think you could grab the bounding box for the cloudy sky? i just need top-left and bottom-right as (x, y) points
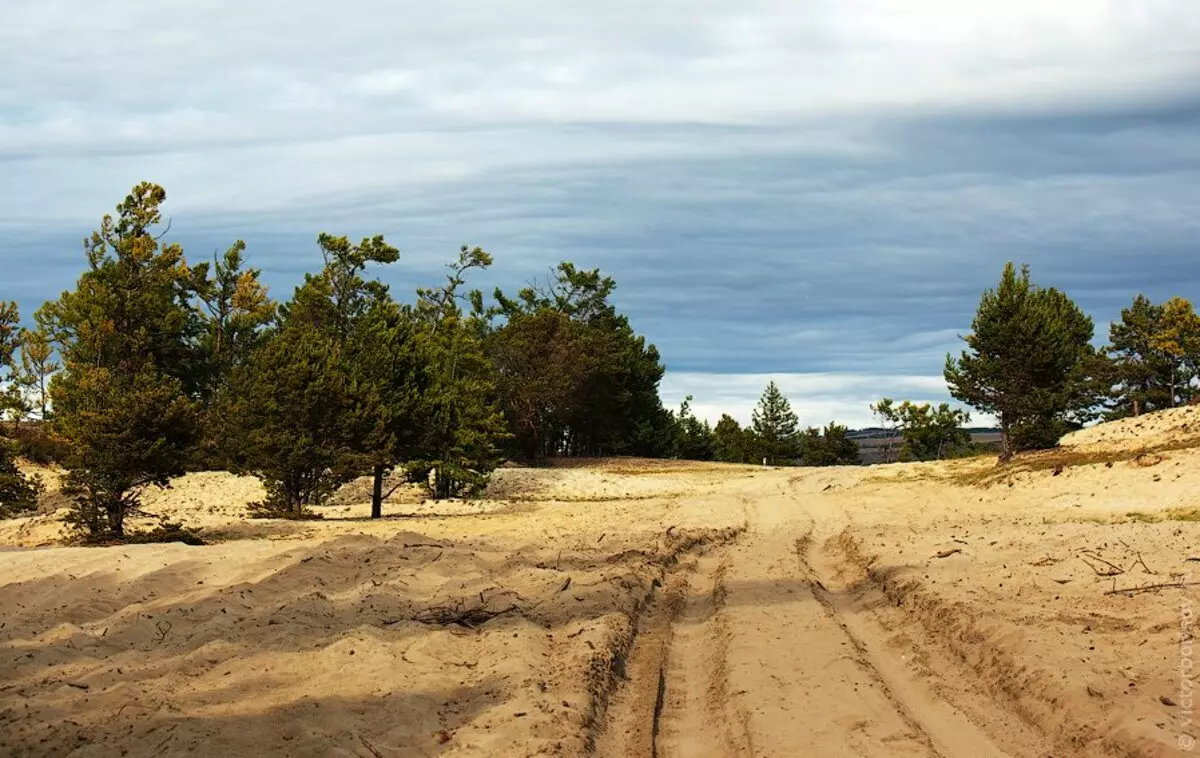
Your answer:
(3, 1), (1199, 427)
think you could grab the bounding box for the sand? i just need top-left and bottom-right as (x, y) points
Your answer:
(4, 412), (1200, 756)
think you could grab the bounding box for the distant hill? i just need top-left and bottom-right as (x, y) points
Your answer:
(849, 428), (1002, 465)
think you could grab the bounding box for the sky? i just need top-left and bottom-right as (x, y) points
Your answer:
(3, 1), (1199, 427)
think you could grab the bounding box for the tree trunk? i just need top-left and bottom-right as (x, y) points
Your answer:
(106, 501), (125, 538)
(371, 463), (385, 519)
(998, 420), (1013, 463)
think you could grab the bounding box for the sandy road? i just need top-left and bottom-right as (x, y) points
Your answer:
(595, 475), (1042, 758)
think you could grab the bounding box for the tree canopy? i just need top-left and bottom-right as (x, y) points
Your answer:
(945, 262), (1099, 459)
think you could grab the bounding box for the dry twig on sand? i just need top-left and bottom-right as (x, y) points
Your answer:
(1105, 580), (1200, 597)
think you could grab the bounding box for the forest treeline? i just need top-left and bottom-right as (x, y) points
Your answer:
(2, 185), (1199, 540)
(0, 184), (858, 539)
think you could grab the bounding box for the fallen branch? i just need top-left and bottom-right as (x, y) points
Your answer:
(1106, 580), (1200, 597)
(1080, 555), (1125, 577)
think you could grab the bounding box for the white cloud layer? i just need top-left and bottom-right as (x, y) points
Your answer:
(2, 2), (1198, 426)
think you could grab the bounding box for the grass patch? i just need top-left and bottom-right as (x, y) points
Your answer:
(1165, 507), (1200, 522)
(1125, 511), (1163, 523)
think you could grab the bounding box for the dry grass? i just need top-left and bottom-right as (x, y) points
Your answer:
(950, 434), (1200, 487)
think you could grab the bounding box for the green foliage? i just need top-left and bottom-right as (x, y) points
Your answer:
(671, 396), (715, 461)
(55, 364), (197, 539)
(225, 276), (359, 517)
(945, 262), (1100, 459)
(224, 328), (347, 516)
(1105, 294), (1173, 417)
(713, 414), (757, 463)
(488, 261), (670, 459)
(406, 247), (508, 499)
(871, 398), (971, 461)
(799, 423), (860, 466)
(16, 327), (58, 422)
(0, 437), (42, 518)
(0, 301), (26, 428)
(752, 381), (799, 464)
(39, 184), (201, 539)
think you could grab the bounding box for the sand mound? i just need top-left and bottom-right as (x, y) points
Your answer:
(1063, 404), (1200, 451)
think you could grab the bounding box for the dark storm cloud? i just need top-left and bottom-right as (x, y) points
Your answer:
(3, 1), (1199, 424)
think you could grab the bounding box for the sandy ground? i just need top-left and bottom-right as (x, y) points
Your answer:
(5, 409), (1200, 756)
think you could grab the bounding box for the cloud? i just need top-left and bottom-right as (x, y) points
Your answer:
(2, 1), (1198, 425)
(660, 372), (987, 429)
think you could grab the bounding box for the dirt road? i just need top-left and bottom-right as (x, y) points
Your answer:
(595, 474), (1053, 758)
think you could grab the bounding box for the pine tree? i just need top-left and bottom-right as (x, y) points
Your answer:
(713, 414), (753, 463)
(16, 327), (58, 422)
(0, 302), (25, 430)
(945, 262), (1099, 460)
(37, 183), (200, 539)
(1105, 295), (1173, 417)
(871, 399), (971, 461)
(489, 262), (670, 458)
(672, 396), (715, 461)
(0, 437), (41, 518)
(1153, 297), (1200, 407)
(409, 247), (508, 498)
(752, 381), (799, 465)
(799, 423), (860, 466)
(225, 300), (358, 517)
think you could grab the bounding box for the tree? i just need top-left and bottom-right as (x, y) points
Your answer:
(0, 437), (41, 518)
(488, 262), (671, 458)
(752, 381), (799, 464)
(489, 309), (583, 459)
(1105, 295), (1174, 417)
(54, 365), (196, 537)
(0, 302), (26, 430)
(799, 423), (860, 466)
(945, 262), (1099, 460)
(671, 396), (715, 461)
(192, 240), (275, 400)
(1153, 297), (1200, 407)
(38, 183), (201, 539)
(713, 414), (756, 463)
(347, 297), (429, 517)
(407, 247), (508, 499)
(16, 327), (58, 422)
(871, 399), (971, 462)
(225, 276), (359, 517)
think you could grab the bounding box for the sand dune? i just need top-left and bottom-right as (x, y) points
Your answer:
(4, 412), (1200, 756)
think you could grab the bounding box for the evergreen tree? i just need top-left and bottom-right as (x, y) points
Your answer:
(1153, 297), (1200, 407)
(16, 327), (58, 422)
(489, 262), (670, 458)
(752, 381), (799, 464)
(488, 309), (582, 459)
(0, 436), (41, 518)
(1105, 294), (1174, 417)
(192, 240), (276, 400)
(225, 275), (358, 517)
(871, 398), (971, 461)
(945, 262), (1099, 460)
(408, 247), (508, 499)
(347, 296), (429, 516)
(713, 414), (755, 463)
(0, 302), (25, 429)
(37, 183), (201, 539)
(799, 423), (860, 466)
(671, 396), (715, 461)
